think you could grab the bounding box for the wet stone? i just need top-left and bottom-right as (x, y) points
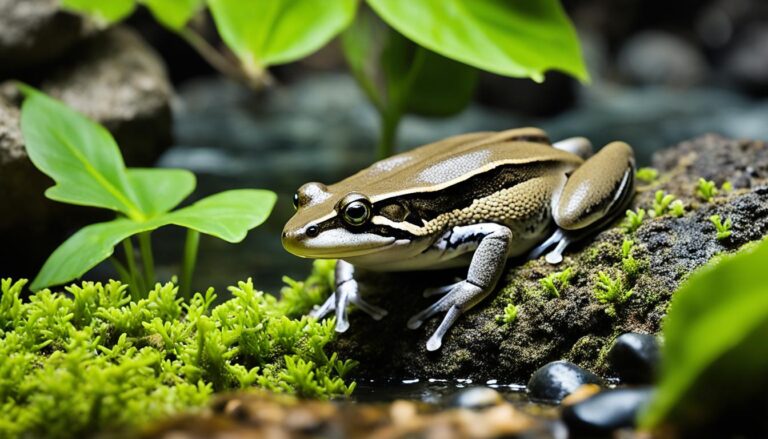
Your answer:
(527, 361), (605, 403)
(607, 333), (660, 384)
(448, 386), (503, 409)
(562, 387), (654, 437)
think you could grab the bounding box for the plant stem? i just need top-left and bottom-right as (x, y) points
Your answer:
(138, 232), (155, 288)
(377, 110), (401, 159)
(122, 238), (145, 298)
(109, 257), (131, 286)
(181, 230), (200, 300)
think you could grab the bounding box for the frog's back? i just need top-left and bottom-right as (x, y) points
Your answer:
(331, 127), (583, 202)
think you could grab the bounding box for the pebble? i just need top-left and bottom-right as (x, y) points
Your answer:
(607, 333), (660, 384)
(527, 361), (605, 403)
(562, 387), (654, 436)
(448, 386), (503, 409)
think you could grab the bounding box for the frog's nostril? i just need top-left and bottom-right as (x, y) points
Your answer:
(306, 225), (319, 237)
(281, 231), (288, 239)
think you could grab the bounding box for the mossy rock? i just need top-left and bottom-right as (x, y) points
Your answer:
(332, 135), (768, 382)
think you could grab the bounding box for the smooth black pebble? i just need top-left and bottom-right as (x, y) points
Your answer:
(527, 361), (604, 403)
(563, 387), (654, 437)
(448, 386), (503, 409)
(607, 332), (660, 384)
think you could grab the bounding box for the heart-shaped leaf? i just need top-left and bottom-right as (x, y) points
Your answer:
(367, 0), (588, 82)
(207, 0), (357, 73)
(127, 168), (196, 217)
(141, 0), (203, 30)
(60, 0), (136, 23)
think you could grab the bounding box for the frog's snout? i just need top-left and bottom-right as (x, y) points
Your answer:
(282, 223), (320, 255)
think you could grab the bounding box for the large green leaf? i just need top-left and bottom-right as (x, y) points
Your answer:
(206, 0), (357, 73)
(165, 189), (277, 243)
(141, 0), (203, 30)
(60, 0), (136, 23)
(31, 219), (153, 291)
(640, 240), (768, 428)
(127, 168), (196, 217)
(366, 0), (588, 82)
(19, 85), (145, 220)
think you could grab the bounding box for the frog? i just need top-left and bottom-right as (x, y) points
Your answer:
(282, 127), (635, 351)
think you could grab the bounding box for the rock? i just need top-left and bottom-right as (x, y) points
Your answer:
(0, 0), (96, 75)
(561, 384), (601, 406)
(527, 361), (604, 403)
(724, 25), (768, 96)
(0, 26), (172, 281)
(448, 387), (503, 409)
(330, 134), (768, 382)
(617, 31), (708, 86)
(607, 333), (660, 384)
(562, 387), (653, 436)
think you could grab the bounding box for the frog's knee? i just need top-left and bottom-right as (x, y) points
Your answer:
(553, 136), (593, 159)
(553, 141), (635, 231)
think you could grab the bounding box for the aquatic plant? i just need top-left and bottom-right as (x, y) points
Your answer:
(622, 208), (646, 234)
(539, 268), (573, 298)
(651, 190), (676, 217)
(593, 271), (632, 317)
(495, 303), (518, 324)
(669, 199), (686, 218)
(0, 262), (351, 438)
(709, 215), (733, 240)
(696, 178), (718, 202)
(18, 85), (275, 297)
(636, 167), (659, 183)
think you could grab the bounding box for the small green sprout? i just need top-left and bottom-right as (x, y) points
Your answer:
(539, 267), (573, 298)
(495, 303), (518, 324)
(623, 208), (646, 233)
(652, 190), (676, 217)
(709, 215), (733, 240)
(621, 239), (640, 280)
(594, 271), (633, 317)
(636, 167), (659, 183)
(721, 181), (733, 192)
(669, 199), (685, 218)
(696, 178), (718, 202)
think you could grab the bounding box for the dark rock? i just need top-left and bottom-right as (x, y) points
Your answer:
(448, 386), (502, 409)
(562, 387), (653, 437)
(607, 333), (660, 384)
(527, 361), (604, 403)
(0, 26), (172, 281)
(617, 31), (708, 86)
(0, 0), (96, 75)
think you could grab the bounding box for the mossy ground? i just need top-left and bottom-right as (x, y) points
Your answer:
(332, 135), (768, 382)
(0, 260), (353, 439)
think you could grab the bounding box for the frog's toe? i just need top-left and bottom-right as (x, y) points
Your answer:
(426, 306), (462, 351)
(350, 291), (388, 320)
(310, 293), (336, 319)
(423, 280), (462, 298)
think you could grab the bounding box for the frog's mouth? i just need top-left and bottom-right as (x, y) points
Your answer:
(282, 228), (403, 259)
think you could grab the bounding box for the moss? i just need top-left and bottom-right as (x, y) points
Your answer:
(0, 261), (352, 439)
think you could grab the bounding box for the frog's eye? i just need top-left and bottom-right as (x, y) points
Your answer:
(292, 192), (299, 210)
(342, 200), (371, 226)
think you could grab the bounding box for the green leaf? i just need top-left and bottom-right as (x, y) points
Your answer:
(366, 0), (588, 82)
(164, 189), (277, 243)
(140, 0), (203, 30)
(207, 0), (357, 73)
(60, 0), (136, 23)
(31, 219), (153, 291)
(641, 240), (768, 428)
(405, 50), (478, 116)
(19, 84), (145, 220)
(127, 168), (196, 217)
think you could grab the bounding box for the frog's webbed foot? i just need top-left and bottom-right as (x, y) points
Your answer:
(408, 223), (512, 351)
(309, 261), (388, 333)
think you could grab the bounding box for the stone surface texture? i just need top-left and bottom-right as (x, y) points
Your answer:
(332, 135), (768, 382)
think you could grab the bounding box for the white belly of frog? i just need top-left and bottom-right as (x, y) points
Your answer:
(282, 128), (636, 351)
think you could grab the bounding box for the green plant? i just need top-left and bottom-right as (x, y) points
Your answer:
(18, 85), (276, 296)
(0, 263), (352, 438)
(670, 199), (686, 218)
(651, 190), (676, 217)
(696, 178), (718, 202)
(636, 167), (658, 183)
(622, 208), (646, 234)
(621, 239), (640, 280)
(539, 267), (573, 298)
(709, 215), (733, 240)
(60, 0), (587, 158)
(640, 239), (768, 431)
(593, 271), (632, 317)
(721, 181), (733, 192)
(495, 303), (518, 324)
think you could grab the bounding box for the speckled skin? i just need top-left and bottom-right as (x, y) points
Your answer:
(281, 128), (636, 351)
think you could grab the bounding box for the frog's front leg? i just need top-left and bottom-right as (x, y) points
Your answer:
(408, 223), (512, 351)
(530, 141), (635, 264)
(309, 260), (388, 332)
